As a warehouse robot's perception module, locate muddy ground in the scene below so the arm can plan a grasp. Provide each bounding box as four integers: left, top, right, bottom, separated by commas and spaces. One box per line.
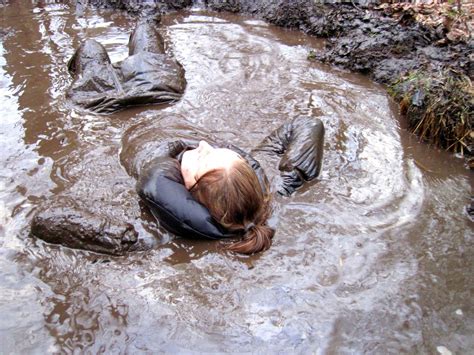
84, 0, 473, 159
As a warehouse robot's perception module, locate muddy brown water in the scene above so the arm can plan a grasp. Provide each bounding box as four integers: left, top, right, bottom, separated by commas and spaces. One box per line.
1, 2, 473, 353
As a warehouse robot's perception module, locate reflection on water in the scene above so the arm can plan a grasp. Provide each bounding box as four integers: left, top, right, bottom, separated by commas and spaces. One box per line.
0, 2, 472, 353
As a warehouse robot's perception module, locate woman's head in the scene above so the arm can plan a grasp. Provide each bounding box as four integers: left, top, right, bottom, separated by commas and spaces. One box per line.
181, 141, 274, 254
181, 140, 242, 190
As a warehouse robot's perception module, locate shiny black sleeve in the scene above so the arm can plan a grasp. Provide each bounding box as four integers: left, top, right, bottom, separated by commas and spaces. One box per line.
254, 116, 325, 196
128, 140, 193, 179
159, 139, 191, 160
136, 141, 234, 240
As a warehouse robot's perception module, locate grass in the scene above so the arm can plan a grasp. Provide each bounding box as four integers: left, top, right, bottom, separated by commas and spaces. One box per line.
389, 68, 473, 155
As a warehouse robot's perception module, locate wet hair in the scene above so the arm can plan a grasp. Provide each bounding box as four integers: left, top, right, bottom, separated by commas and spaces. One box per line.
190, 159, 274, 255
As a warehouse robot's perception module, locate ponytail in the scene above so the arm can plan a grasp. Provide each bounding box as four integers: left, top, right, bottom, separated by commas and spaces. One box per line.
225, 224, 275, 255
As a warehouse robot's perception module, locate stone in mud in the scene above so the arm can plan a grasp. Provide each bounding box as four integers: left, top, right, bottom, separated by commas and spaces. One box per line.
28, 146, 161, 256
31, 202, 138, 255
66, 19, 186, 113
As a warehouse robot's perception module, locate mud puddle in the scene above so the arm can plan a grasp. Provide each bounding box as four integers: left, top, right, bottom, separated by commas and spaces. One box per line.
0, 2, 472, 353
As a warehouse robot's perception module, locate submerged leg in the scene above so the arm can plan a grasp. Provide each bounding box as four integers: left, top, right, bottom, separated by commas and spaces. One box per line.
67, 39, 112, 78
128, 19, 165, 56
66, 39, 124, 109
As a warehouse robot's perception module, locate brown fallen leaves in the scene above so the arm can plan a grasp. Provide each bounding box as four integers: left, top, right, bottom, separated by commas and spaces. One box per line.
374, 1, 473, 44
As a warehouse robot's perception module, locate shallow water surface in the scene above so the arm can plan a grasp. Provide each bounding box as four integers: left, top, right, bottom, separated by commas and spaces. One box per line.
0, 2, 472, 353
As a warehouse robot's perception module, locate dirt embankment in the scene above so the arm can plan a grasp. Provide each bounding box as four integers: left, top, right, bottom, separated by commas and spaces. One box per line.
82, 0, 473, 159
83, 0, 192, 12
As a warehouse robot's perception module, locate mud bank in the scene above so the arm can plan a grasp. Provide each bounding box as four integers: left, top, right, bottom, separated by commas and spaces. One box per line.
83, 0, 192, 13
86, 0, 473, 157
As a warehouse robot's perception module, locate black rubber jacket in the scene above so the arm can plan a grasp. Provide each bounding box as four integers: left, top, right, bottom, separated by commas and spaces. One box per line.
137, 116, 324, 240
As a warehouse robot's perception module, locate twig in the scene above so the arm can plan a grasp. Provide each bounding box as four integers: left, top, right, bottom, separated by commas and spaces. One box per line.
351, 0, 362, 12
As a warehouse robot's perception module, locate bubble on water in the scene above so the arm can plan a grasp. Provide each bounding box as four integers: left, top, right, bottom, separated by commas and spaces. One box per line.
0, 200, 9, 226
437, 346, 452, 355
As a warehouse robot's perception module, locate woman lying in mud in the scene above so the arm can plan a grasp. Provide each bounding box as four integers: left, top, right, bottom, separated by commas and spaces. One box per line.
135, 116, 325, 255
31, 16, 325, 256
32, 115, 325, 256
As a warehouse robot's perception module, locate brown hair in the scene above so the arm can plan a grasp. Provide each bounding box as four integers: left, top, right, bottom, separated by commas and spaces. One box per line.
190, 159, 274, 254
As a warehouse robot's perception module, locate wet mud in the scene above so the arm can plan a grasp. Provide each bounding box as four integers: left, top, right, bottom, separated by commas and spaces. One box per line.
89, 0, 473, 154
201, 0, 474, 155
0, 2, 473, 353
